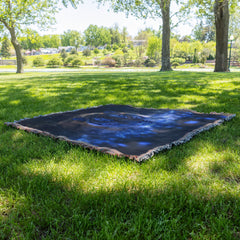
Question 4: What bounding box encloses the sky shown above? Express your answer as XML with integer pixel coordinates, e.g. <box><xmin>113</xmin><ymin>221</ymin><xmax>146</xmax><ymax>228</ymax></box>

<box><xmin>40</xmin><ymin>1</ymin><xmax>195</xmax><ymax>37</ymax></box>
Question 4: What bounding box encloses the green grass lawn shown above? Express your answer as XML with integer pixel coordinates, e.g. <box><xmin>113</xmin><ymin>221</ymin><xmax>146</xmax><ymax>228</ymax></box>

<box><xmin>0</xmin><ymin>71</ymin><xmax>239</xmax><ymax>239</ymax></box>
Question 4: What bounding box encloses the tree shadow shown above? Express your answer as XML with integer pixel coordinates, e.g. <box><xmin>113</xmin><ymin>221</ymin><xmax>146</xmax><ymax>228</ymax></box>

<box><xmin>0</xmin><ymin>71</ymin><xmax>240</xmax><ymax>239</ymax></box>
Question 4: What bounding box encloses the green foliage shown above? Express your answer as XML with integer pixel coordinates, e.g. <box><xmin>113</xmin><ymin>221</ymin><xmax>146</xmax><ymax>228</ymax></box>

<box><xmin>22</xmin><ymin>56</ymin><xmax>28</xmax><ymax>65</ymax></box>
<box><xmin>33</xmin><ymin>56</ymin><xmax>45</xmax><ymax>67</ymax></box>
<box><xmin>171</xmin><ymin>39</ymin><xmax>216</xmax><ymax>62</ymax></box>
<box><xmin>103</xmin><ymin>49</ymin><xmax>108</xmax><ymax>55</ymax></box>
<box><xmin>47</xmin><ymin>57</ymin><xmax>63</xmax><ymax>68</ymax></box>
<box><xmin>193</xmin><ymin>21</ymin><xmax>215</xmax><ymax>42</ymax></box>
<box><xmin>171</xmin><ymin>62</ymin><xmax>180</xmax><ymax>68</ymax></box>
<box><xmin>112</xmin><ymin>44</ymin><xmax>119</xmax><ymax>51</ymax></box>
<box><xmin>114</xmin><ymin>49</ymin><xmax>124</xmax><ymax>55</ymax></box>
<box><xmin>94</xmin><ymin>58</ymin><xmax>101</xmax><ymax>66</ymax></box>
<box><xmin>40</xmin><ymin>34</ymin><xmax>61</xmax><ymax>48</ymax></box>
<box><xmin>19</xmin><ymin>29</ymin><xmax>42</xmax><ymax>51</ymax></box>
<box><xmin>64</xmin><ymin>55</ymin><xmax>76</xmax><ymax>66</ymax></box>
<box><xmin>112</xmin><ymin>55</ymin><xmax>123</xmax><ymax>67</ymax></box>
<box><xmin>71</xmin><ymin>57</ymin><xmax>83</xmax><ymax>67</ymax></box>
<box><xmin>0</xmin><ymin>72</ymin><xmax>240</xmax><ymax>239</ymax></box>
<box><xmin>60</xmin><ymin>49</ymin><xmax>68</xmax><ymax>60</ymax></box>
<box><xmin>84</xmin><ymin>25</ymin><xmax>111</xmax><ymax>47</ymax></box>
<box><xmin>70</xmin><ymin>48</ymin><xmax>78</xmax><ymax>55</ymax></box>
<box><xmin>0</xmin><ymin>0</ymin><xmax>59</xmax><ymax>32</ymax></box>
<box><xmin>0</xmin><ymin>37</ymin><xmax>11</xmax><ymax>59</ymax></box>
<box><xmin>64</xmin><ymin>55</ymin><xmax>83</xmax><ymax>67</ymax></box>
<box><xmin>106</xmin><ymin>44</ymin><xmax>112</xmax><ymax>51</ymax></box>
<box><xmin>229</xmin><ymin>5</ymin><xmax>240</xmax><ymax>41</ymax></box>
<box><xmin>135</xmin><ymin>28</ymin><xmax>154</xmax><ymax>42</ymax></box>
<box><xmin>146</xmin><ymin>36</ymin><xmax>161</xmax><ymax>63</ymax></box>
<box><xmin>61</xmin><ymin>30</ymin><xmax>83</xmax><ymax>49</ymax></box>
<box><xmin>122</xmin><ymin>47</ymin><xmax>128</xmax><ymax>53</ymax></box>
<box><xmin>102</xmin><ymin>57</ymin><xmax>116</xmax><ymax>67</ymax></box>
<box><xmin>193</xmin><ymin>49</ymin><xmax>199</xmax><ymax>64</ymax></box>
<box><xmin>82</xmin><ymin>49</ymin><xmax>91</xmax><ymax>57</ymax></box>
<box><xmin>170</xmin><ymin>58</ymin><xmax>186</xmax><ymax>65</ymax></box>
<box><xmin>109</xmin><ymin>24</ymin><xmax>121</xmax><ymax>45</ymax></box>
<box><xmin>133</xmin><ymin>58</ymin><xmax>144</xmax><ymax>67</ymax></box>
<box><xmin>93</xmin><ymin>48</ymin><xmax>100</xmax><ymax>54</ymax></box>
<box><xmin>144</xmin><ymin>58</ymin><xmax>156</xmax><ymax>67</ymax></box>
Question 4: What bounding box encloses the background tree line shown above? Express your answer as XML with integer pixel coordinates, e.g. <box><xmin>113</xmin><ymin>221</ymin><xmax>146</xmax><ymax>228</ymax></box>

<box><xmin>1</xmin><ymin>25</ymin><xmax>240</xmax><ymax>69</ymax></box>
<box><xmin>0</xmin><ymin>0</ymin><xmax>239</xmax><ymax>73</ymax></box>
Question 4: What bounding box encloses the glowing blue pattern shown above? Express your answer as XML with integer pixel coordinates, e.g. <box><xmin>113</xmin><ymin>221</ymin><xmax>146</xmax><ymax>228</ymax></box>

<box><xmin>72</xmin><ymin>108</ymin><xmax>224</xmax><ymax>154</ymax></box>
<box><xmin>185</xmin><ymin>120</ymin><xmax>199</xmax><ymax>124</ymax></box>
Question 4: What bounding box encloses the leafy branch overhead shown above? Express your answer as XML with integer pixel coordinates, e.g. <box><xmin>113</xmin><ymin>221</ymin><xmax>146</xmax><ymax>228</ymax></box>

<box><xmin>0</xmin><ymin>0</ymin><xmax>83</xmax><ymax>73</ymax></box>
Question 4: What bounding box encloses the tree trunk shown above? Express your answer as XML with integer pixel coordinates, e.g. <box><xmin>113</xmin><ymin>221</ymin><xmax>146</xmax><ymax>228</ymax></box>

<box><xmin>160</xmin><ymin>0</ymin><xmax>172</xmax><ymax>71</ymax></box>
<box><xmin>214</xmin><ymin>0</ymin><xmax>229</xmax><ymax>72</ymax></box>
<box><xmin>9</xmin><ymin>27</ymin><xmax>24</xmax><ymax>73</ymax></box>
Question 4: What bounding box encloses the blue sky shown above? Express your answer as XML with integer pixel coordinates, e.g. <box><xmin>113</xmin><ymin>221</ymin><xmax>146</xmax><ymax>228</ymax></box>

<box><xmin>41</xmin><ymin>1</ymin><xmax>195</xmax><ymax>37</ymax></box>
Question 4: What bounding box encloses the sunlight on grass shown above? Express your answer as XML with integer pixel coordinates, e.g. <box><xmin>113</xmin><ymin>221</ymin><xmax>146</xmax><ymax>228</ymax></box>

<box><xmin>0</xmin><ymin>71</ymin><xmax>239</xmax><ymax>239</ymax></box>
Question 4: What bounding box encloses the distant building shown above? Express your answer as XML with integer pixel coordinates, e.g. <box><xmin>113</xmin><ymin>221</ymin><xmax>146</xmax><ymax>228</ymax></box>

<box><xmin>39</xmin><ymin>48</ymin><xmax>58</xmax><ymax>54</ymax></box>
<box><xmin>132</xmin><ymin>40</ymin><xmax>147</xmax><ymax>47</ymax></box>
<box><xmin>58</xmin><ymin>46</ymin><xmax>75</xmax><ymax>53</ymax></box>
<box><xmin>78</xmin><ymin>45</ymin><xmax>89</xmax><ymax>52</ymax></box>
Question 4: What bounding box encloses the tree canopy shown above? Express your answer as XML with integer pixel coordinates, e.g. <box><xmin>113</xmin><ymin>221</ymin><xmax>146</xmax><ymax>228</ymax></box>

<box><xmin>84</xmin><ymin>25</ymin><xmax>111</xmax><ymax>47</ymax></box>
<box><xmin>0</xmin><ymin>0</ymin><xmax>83</xmax><ymax>73</ymax></box>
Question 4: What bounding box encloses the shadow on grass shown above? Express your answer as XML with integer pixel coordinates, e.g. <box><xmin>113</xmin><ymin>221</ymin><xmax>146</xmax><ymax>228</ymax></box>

<box><xmin>0</xmin><ymin>71</ymin><xmax>240</xmax><ymax>239</ymax></box>
<box><xmin>0</xmin><ymin>138</ymin><xmax>239</xmax><ymax>239</ymax></box>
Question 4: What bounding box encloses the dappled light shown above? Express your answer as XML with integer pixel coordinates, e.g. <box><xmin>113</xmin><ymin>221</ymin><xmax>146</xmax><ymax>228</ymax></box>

<box><xmin>0</xmin><ymin>71</ymin><xmax>240</xmax><ymax>239</ymax></box>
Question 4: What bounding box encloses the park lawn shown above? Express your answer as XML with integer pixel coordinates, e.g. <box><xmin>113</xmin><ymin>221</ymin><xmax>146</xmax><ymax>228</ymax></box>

<box><xmin>0</xmin><ymin>71</ymin><xmax>239</xmax><ymax>239</ymax></box>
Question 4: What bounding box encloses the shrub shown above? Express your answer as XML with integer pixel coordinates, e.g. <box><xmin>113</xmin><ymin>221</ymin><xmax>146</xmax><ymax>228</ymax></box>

<box><xmin>94</xmin><ymin>48</ymin><xmax>99</xmax><ymax>54</ymax></box>
<box><xmin>114</xmin><ymin>49</ymin><xmax>124</xmax><ymax>55</ymax></box>
<box><xmin>171</xmin><ymin>62</ymin><xmax>180</xmax><ymax>68</ymax></box>
<box><xmin>122</xmin><ymin>47</ymin><xmax>128</xmax><ymax>53</ymax></box>
<box><xmin>70</xmin><ymin>48</ymin><xmax>78</xmax><ymax>55</ymax></box>
<box><xmin>123</xmin><ymin>53</ymin><xmax>130</xmax><ymax>67</ymax></box>
<box><xmin>170</xmin><ymin>58</ymin><xmax>185</xmax><ymax>65</ymax></box>
<box><xmin>200</xmin><ymin>56</ymin><xmax>207</xmax><ymax>64</ymax></box>
<box><xmin>64</xmin><ymin>56</ymin><xmax>75</xmax><ymax>66</ymax></box>
<box><xmin>60</xmin><ymin>49</ymin><xmax>68</xmax><ymax>60</ymax></box>
<box><xmin>106</xmin><ymin>45</ymin><xmax>112</xmax><ymax>51</ymax></box>
<box><xmin>112</xmin><ymin>44</ymin><xmax>119</xmax><ymax>51</ymax></box>
<box><xmin>71</xmin><ymin>57</ymin><xmax>83</xmax><ymax>67</ymax></box>
<box><xmin>133</xmin><ymin>58</ymin><xmax>143</xmax><ymax>67</ymax></box>
<box><xmin>144</xmin><ymin>58</ymin><xmax>156</xmax><ymax>67</ymax></box>
<box><xmin>103</xmin><ymin>49</ymin><xmax>108</xmax><ymax>55</ymax></box>
<box><xmin>33</xmin><ymin>56</ymin><xmax>45</xmax><ymax>67</ymax></box>
<box><xmin>82</xmin><ymin>49</ymin><xmax>91</xmax><ymax>57</ymax></box>
<box><xmin>22</xmin><ymin>56</ymin><xmax>28</xmax><ymax>65</ymax></box>
<box><xmin>94</xmin><ymin>58</ymin><xmax>101</xmax><ymax>66</ymax></box>
<box><xmin>47</xmin><ymin>57</ymin><xmax>62</xmax><ymax>68</ymax></box>
<box><xmin>112</xmin><ymin>55</ymin><xmax>123</xmax><ymax>67</ymax></box>
<box><xmin>102</xmin><ymin>57</ymin><xmax>116</xmax><ymax>67</ymax></box>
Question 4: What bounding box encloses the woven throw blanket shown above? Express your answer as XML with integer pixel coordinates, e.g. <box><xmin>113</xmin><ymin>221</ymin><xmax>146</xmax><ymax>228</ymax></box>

<box><xmin>5</xmin><ymin>104</ymin><xmax>235</xmax><ymax>162</ymax></box>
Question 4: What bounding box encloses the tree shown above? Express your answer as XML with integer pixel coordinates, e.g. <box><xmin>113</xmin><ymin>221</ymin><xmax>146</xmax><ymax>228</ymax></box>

<box><xmin>214</xmin><ymin>0</ymin><xmax>229</xmax><ymax>71</ymax></box>
<box><xmin>188</xmin><ymin>0</ymin><xmax>239</xmax><ymax>72</ymax></box>
<box><xmin>146</xmin><ymin>36</ymin><xmax>162</xmax><ymax>63</ymax></box>
<box><xmin>193</xmin><ymin>21</ymin><xmax>215</xmax><ymax>42</ymax></box>
<box><xmin>0</xmin><ymin>0</ymin><xmax>60</xmax><ymax>73</ymax></box>
<box><xmin>121</xmin><ymin>27</ymin><xmax>129</xmax><ymax>44</ymax></box>
<box><xmin>1</xmin><ymin>36</ymin><xmax>11</xmax><ymax>59</ymax></box>
<box><xmin>0</xmin><ymin>0</ymin><xmax>82</xmax><ymax>73</ymax></box>
<box><xmin>134</xmin><ymin>28</ymin><xmax>154</xmax><ymax>44</ymax></box>
<box><xmin>229</xmin><ymin>5</ymin><xmax>240</xmax><ymax>40</ymax></box>
<box><xmin>96</xmin><ymin>0</ymin><xmax>177</xmax><ymax>71</ymax></box>
<box><xmin>109</xmin><ymin>24</ymin><xmax>121</xmax><ymax>45</ymax></box>
<box><xmin>20</xmin><ymin>29</ymin><xmax>42</xmax><ymax>51</ymax></box>
<box><xmin>41</xmin><ymin>34</ymin><xmax>61</xmax><ymax>48</ymax></box>
<box><xmin>84</xmin><ymin>25</ymin><xmax>111</xmax><ymax>47</ymax></box>
<box><xmin>61</xmin><ymin>30</ymin><xmax>83</xmax><ymax>49</ymax></box>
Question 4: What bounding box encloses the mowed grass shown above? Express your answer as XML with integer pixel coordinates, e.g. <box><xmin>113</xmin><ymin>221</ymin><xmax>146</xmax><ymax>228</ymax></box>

<box><xmin>0</xmin><ymin>71</ymin><xmax>239</xmax><ymax>239</ymax></box>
